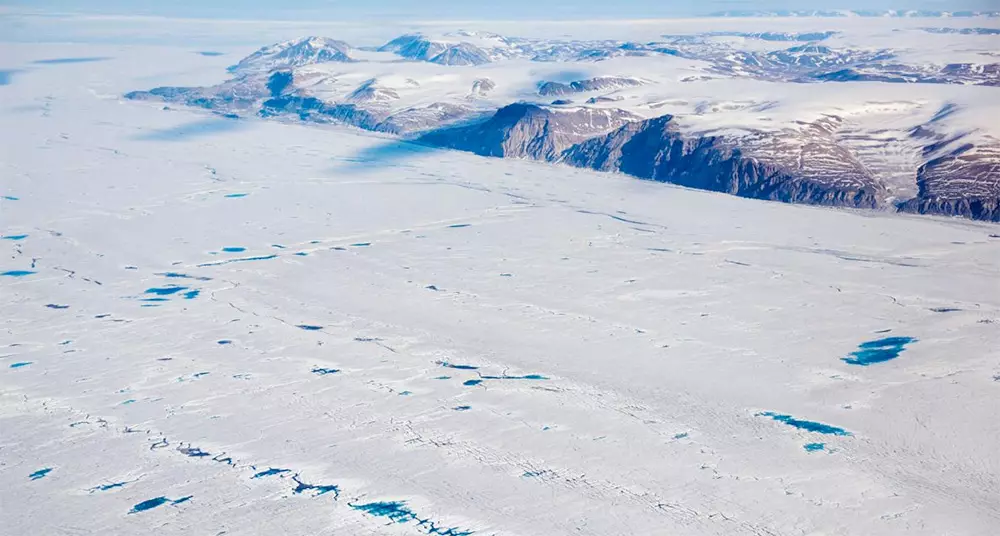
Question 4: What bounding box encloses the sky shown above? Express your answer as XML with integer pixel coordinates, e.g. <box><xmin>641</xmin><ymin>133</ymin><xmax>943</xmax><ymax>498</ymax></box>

<box><xmin>3</xmin><ymin>0</ymin><xmax>998</xmax><ymax>20</ymax></box>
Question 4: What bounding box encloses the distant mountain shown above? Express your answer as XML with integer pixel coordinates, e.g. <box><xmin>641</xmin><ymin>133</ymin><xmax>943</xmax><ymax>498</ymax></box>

<box><xmin>921</xmin><ymin>27</ymin><xmax>1000</xmax><ymax>35</ymax></box>
<box><xmin>537</xmin><ymin>76</ymin><xmax>646</xmax><ymax>97</ymax></box>
<box><xmin>124</xmin><ymin>29</ymin><xmax>1000</xmax><ymax>222</ymax></box>
<box><xmin>228</xmin><ymin>37</ymin><xmax>353</xmax><ymax>74</ymax></box>
<box><xmin>429</xmin><ymin>43</ymin><xmax>492</xmax><ymax>66</ymax></box>
<box><xmin>664</xmin><ymin>31</ymin><xmax>839</xmax><ymax>42</ymax></box>
<box><xmin>709</xmin><ymin>10</ymin><xmax>1000</xmax><ymax>18</ymax></box>
<box><xmin>379</xmin><ymin>34</ymin><xmax>498</xmax><ymax>65</ymax></box>
<box><xmin>378</xmin><ymin>34</ymin><xmax>448</xmax><ymax>61</ymax></box>
<box><xmin>563</xmin><ymin>115</ymin><xmax>885</xmax><ymax>208</ymax></box>
<box><xmin>812</xmin><ymin>63</ymin><xmax>1000</xmax><ymax>86</ymax></box>
<box><xmin>418</xmin><ymin>103</ymin><xmax>641</xmax><ymax>160</ymax></box>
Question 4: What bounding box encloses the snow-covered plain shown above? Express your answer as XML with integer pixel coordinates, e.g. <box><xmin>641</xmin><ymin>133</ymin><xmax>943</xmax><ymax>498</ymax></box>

<box><xmin>2</xmin><ymin>21</ymin><xmax>1000</xmax><ymax>536</ymax></box>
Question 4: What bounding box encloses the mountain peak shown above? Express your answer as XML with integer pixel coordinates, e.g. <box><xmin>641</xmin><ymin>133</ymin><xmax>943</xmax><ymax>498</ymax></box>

<box><xmin>229</xmin><ymin>36</ymin><xmax>353</xmax><ymax>74</ymax></box>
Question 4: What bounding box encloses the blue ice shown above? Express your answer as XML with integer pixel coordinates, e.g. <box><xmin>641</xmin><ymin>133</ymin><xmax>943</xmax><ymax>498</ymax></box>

<box><xmin>145</xmin><ymin>285</ymin><xmax>188</xmax><ymax>296</ymax></box>
<box><xmin>438</xmin><ymin>361</ymin><xmax>478</xmax><ymax>370</ymax></box>
<box><xmin>29</xmin><ymin>468</ymin><xmax>52</xmax><ymax>480</ymax></box>
<box><xmin>197</xmin><ymin>254</ymin><xmax>276</xmax><ymax>267</ymax></box>
<box><xmin>252</xmin><ymin>468</ymin><xmax>290</xmax><ymax>479</ymax></box>
<box><xmin>757</xmin><ymin>412</ymin><xmax>852</xmax><ymax>436</ymax></box>
<box><xmin>128</xmin><ymin>496</ymin><xmax>192</xmax><ymax>514</ymax></box>
<box><xmin>842</xmin><ymin>336</ymin><xmax>917</xmax><ymax>366</ymax></box>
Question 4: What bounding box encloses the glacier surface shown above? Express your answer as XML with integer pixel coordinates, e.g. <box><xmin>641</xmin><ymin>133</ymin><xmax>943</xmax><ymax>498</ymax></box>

<box><xmin>1</xmin><ymin>17</ymin><xmax>999</xmax><ymax>536</ymax></box>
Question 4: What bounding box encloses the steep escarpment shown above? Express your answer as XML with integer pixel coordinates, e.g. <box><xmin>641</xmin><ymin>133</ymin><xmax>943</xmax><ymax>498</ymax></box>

<box><xmin>563</xmin><ymin>115</ymin><xmax>884</xmax><ymax>208</ymax></box>
<box><xmin>416</xmin><ymin>103</ymin><xmax>639</xmax><ymax>160</ymax></box>
<box><xmin>418</xmin><ymin>108</ymin><xmax>885</xmax><ymax>209</ymax></box>
<box><xmin>898</xmin><ymin>144</ymin><xmax>1000</xmax><ymax>221</ymax></box>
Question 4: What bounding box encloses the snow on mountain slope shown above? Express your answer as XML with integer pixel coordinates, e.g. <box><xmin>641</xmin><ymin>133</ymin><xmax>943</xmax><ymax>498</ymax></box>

<box><xmin>710</xmin><ymin>9</ymin><xmax>1000</xmax><ymax>18</ymax></box>
<box><xmin>378</xmin><ymin>32</ymin><xmax>514</xmax><ymax>65</ymax></box>
<box><xmin>115</xmin><ymin>19</ymin><xmax>1000</xmax><ymax>223</ymax></box>
<box><xmin>2</xmin><ymin>41</ymin><xmax>999</xmax><ymax>536</ymax></box>
<box><xmin>537</xmin><ymin>76</ymin><xmax>647</xmax><ymax>97</ymax></box>
<box><xmin>228</xmin><ymin>36</ymin><xmax>354</xmax><ymax>74</ymax></box>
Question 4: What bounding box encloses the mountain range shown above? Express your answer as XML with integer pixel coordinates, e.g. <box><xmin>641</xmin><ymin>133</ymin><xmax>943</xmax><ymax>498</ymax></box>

<box><xmin>125</xmin><ymin>26</ymin><xmax>1000</xmax><ymax>222</ymax></box>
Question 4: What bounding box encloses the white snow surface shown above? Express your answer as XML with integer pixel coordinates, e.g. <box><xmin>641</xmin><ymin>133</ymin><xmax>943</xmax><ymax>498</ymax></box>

<box><xmin>2</xmin><ymin>33</ymin><xmax>1000</xmax><ymax>536</ymax></box>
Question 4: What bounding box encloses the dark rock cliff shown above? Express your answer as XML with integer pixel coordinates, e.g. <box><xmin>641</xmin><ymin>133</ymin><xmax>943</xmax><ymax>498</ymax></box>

<box><xmin>561</xmin><ymin>115</ymin><xmax>885</xmax><ymax>208</ymax></box>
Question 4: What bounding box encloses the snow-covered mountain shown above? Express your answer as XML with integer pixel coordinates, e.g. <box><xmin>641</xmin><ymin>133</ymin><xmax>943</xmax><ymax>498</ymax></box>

<box><xmin>709</xmin><ymin>9</ymin><xmax>1000</xmax><ymax>18</ymax></box>
<box><xmin>537</xmin><ymin>76</ymin><xmax>647</xmax><ymax>96</ymax></box>
<box><xmin>228</xmin><ymin>36</ymin><xmax>353</xmax><ymax>74</ymax></box>
<box><xmin>378</xmin><ymin>32</ymin><xmax>511</xmax><ymax>65</ymax></box>
<box><xmin>125</xmin><ymin>24</ymin><xmax>1000</xmax><ymax>221</ymax></box>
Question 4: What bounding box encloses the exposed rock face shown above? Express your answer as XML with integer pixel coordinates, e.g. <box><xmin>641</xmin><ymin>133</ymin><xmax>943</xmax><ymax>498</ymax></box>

<box><xmin>561</xmin><ymin>115</ymin><xmax>885</xmax><ymax>208</ymax></box>
<box><xmin>347</xmin><ymin>79</ymin><xmax>401</xmax><ymax>103</ymax></box>
<box><xmin>898</xmin><ymin>143</ymin><xmax>1000</xmax><ymax>221</ymax></box>
<box><xmin>417</xmin><ymin>103</ymin><xmax>640</xmax><ymax>160</ymax></box>
<box><xmin>813</xmin><ymin>63</ymin><xmax>1000</xmax><ymax>86</ymax></box>
<box><xmin>469</xmin><ymin>78</ymin><xmax>495</xmax><ymax>97</ymax></box>
<box><xmin>893</xmin><ymin>111</ymin><xmax>1000</xmax><ymax>221</ymax></box>
<box><xmin>260</xmin><ymin>95</ymin><xmax>387</xmax><ymax>131</ymax></box>
<box><xmin>429</xmin><ymin>43</ymin><xmax>492</xmax><ymax>66</ymax></box>
<box><xmin>418</xmin><ymin>106</ymin><xmax>884</xmax><ymax>209</ymax></box>
<box><xmin>124</xmin><ymin>75</ymin><xmax>271</xmax><ymax>110</ymax></box>
<box><xmin>537</xmin><ymin>76</ymin><xmax>645</xmax><ymax>96</ymax></box>
<box><xmin>378</xmin><ymin>34</ymin><xmax>448</xmax><ymax>61</ymax></box>
<box><xmin>377</xmin><ymin>103</ymin><xmax>474</xmax><ymax>135</ymax></box>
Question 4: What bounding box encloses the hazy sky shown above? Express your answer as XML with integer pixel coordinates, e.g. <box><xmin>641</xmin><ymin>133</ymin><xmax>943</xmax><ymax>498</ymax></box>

<box><xmin>4</xmin><ymin>0</ymin><xmax>998</xmax><ymax>20</ymax></box>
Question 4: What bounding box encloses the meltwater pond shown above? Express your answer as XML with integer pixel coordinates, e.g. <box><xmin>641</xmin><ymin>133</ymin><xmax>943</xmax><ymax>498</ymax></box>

<box><xmin>252</xmin><ymin>468</ymin><xmax>290</xmax><ymax>479</ymax></box>
<box><xmin>28</xmin><ymin>468</ymin><xmax>52</xmax><ymax>480</ymax></box>
<box><xmin>128</xmin><ymin>496</ymin><xmax>192</xmax><ymax>514</ymax></box>
<box><xmin>144</xmin><ymin>285</ymin><xmax>189</xmax><ymax>296</ymax></box>
<box><xmin>349</xmin><ymin>500</ymin><xmax>473</xmax><ymax>536</ymax></box>
<box><xmin>842</xmin><ymin>336</ymin><xmax>917</xmax><ymax>366</ymax></box>
<box><xmin>757</xmin><ymin>412</ymin><xmax>852</xmax><ymax>436</ymax></box>
<box><xmin>1</xmin><ymin>270</ymin><xmax>35</xmax><ymax>277</ymax></box>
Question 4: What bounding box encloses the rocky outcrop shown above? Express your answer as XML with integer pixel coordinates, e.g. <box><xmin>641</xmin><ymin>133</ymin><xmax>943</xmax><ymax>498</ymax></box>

<box><xmin>537</xmin><ymin>76</ymin><xmax>645</xmax><ymax>96</ymax></box>
<box><xmin>417</xmin><ymin>107</ymin><xmax>885</xmax><ymax>209</ymax></box>
<box><xmin>897</xmin><ymin>144</ymin><xmax>1000</xmax><ymax>221</ymax></box>
<box><xmin>561</xmin><ymin>115</ymin><xmax>884</xmax><ymax>208</ymax></box>
<box><xmin>899</xmin><ymin>196</ymin><xmax>1000</xmax><ymax>221</ymax></box>
<box><xmin>124</xmin><ymin>75</ymin><xmax>270</xmax><ymax>110</ymax></box>
<box><xmin>469</xmin><ymin>78</ymin><xmax>495</xmax><ymax>97</ymax></box>
<box><xmin>895</xmin><ymin>116</ymin><xmax>1000</xmax><ymax>221</ymax></box>
<box><xmin>260</xmin><ymin>95</ymin><xmax>387</xmax><ymax>130</ymax></box>
<box><xmin>430</xmin><ymin>43</ymin><xmax>492</xmax><ymax>66</ymax></box>
<box><xmin>416</xmin><ymin>103</ymin><xmax>639</xmax><ymax>160</ymax></box>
